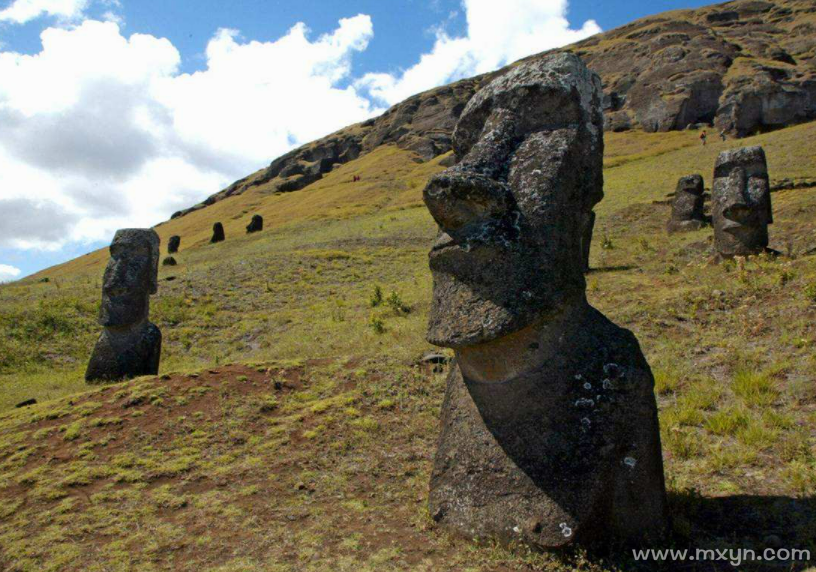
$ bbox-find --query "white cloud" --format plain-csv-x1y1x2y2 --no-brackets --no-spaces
0,2,599,261
0,17,377,250
0,0,88,24
358,0,601,105
0,264,21,282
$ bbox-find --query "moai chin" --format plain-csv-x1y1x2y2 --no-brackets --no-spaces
85,229,162,383
423,53,667,549
667,175,706,233
712,146,772,258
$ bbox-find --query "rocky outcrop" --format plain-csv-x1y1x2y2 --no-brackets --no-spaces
172,0,816,220
568,0,816,135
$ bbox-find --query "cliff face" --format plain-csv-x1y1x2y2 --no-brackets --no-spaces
574,0,816,135
172,0,816,220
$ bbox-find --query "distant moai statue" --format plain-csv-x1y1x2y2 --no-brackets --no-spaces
162,256,177,266
712,146,773,257
422,54,667,549
246,215,263,234
211,222,225,243
667,175,706,233
85,229,162,383
580,211,596,272
168,235,181,254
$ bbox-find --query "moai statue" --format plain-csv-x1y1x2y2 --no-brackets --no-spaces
246,215,263,234
667,175,706,233
712,146,773,258
423,53,667,549
168,235,181,254
86,229,162,383
211,222,225,243
580,210,596,272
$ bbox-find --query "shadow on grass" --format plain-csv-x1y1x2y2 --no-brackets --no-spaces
640,490,816,571
568,491,816,571
587,265,638,274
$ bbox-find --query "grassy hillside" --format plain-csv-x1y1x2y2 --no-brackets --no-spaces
1,122,816,570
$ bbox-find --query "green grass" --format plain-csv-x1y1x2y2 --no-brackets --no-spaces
1,121,816,570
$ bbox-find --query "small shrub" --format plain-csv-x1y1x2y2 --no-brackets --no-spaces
705,407,750,436
804,283,816,303
778,269,794,287
370,285,383,307
386,291,410,316
368,315,385,334
601,236,614,250
732,368,779,407
664,428,701,459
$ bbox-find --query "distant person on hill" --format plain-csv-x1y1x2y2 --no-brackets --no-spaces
700,130,707,146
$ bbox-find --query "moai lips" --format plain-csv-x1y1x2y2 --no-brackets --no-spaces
86,229,162,383
424,53,668,550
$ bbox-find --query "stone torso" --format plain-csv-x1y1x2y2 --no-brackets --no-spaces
429,307,666,547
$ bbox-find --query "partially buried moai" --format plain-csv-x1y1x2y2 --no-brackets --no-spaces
168,235,181,254
423,53,667,549
85,229,162,383
712,146,773,258
211,222,225,243
246,214,263,234
667,175,706,233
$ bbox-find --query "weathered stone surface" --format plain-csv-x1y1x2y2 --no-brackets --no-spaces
712,146,773,257
423,53,667,550
246,215,263,234
211,222,225,244
86,229,162,383
168,235,181,254
667,174,707,233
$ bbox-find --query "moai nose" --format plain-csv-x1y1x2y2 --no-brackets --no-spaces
423,171,512,235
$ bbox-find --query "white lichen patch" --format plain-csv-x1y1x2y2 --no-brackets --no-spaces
559,522,573,538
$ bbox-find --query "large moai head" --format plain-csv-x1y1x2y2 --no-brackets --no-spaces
99,229,160,328
712,146,772,257
667,175,706,233
423,53,604,348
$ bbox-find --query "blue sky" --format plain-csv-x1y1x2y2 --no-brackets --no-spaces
0,0,714,280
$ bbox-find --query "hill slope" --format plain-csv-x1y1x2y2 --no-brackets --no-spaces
168,0,816,220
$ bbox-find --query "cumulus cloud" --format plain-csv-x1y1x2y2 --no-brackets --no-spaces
0,263,22,282
0,0,89,24
0,17,377,250
358,0,601,105
0,2,599,264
